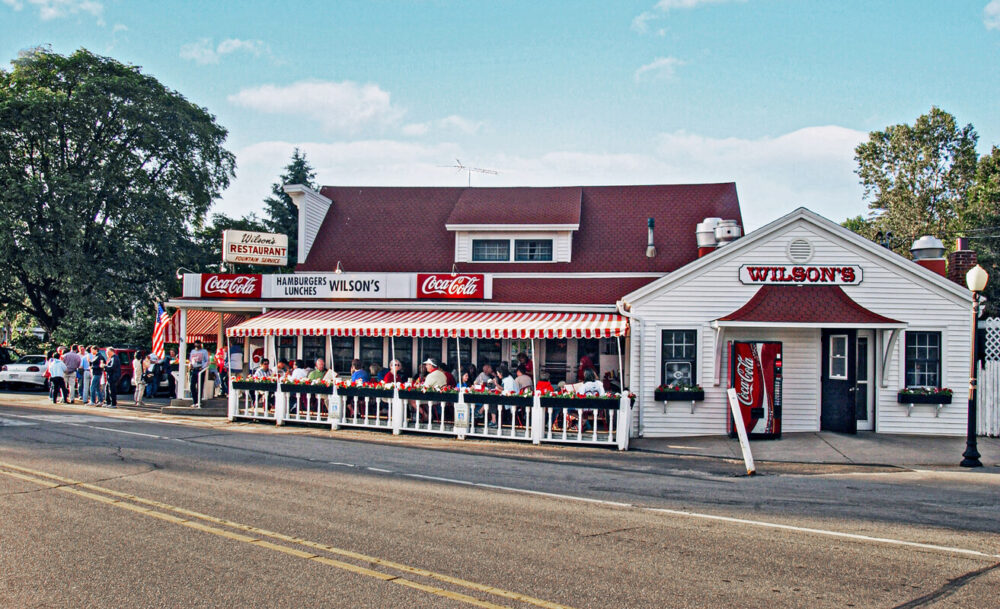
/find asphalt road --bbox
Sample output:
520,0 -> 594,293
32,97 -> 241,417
1,398 -> 998,608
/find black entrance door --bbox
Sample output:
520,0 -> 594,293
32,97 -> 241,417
821,329 -> 857,433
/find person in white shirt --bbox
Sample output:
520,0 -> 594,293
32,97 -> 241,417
577,368 -> 605,396
48,356 -> 69,404
252,359 -> 275,379
289,359 -> 309,381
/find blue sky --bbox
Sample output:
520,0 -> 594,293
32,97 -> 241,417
2,0 -> 999,229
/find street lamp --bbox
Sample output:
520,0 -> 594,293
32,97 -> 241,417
961,264 -> 988,468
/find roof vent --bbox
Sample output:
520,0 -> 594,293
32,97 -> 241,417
910,235 -> 945,260
714,219 -> 742,246
696,217 -> 721,248
787,239 -> 814,263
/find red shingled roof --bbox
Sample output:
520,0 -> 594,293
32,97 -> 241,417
301,184 -> 742,278
446,187 -> 582,226
717,285 -> 903,325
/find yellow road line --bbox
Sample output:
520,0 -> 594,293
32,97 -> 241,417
0,460 -> 576,609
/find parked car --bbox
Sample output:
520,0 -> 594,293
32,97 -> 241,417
0,354 -> 48,390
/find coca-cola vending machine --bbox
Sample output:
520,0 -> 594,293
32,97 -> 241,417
728,341 -> 782,439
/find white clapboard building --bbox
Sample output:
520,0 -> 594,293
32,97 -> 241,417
621,208 -> 974,437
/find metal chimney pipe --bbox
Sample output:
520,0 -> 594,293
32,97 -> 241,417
646,217 -> 656,258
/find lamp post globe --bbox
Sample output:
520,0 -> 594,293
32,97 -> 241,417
961,265 -> 988,468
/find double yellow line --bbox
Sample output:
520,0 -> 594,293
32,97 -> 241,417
0,460 -> 576,609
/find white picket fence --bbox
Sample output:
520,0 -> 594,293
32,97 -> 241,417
978,318 -> 1000,437
229,383 -> 631,450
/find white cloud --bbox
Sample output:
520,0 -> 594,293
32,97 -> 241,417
180,37 -> 269,65
634,56 -> 685,82
401,116 -> 483,137
2,0 -> 103,20
216,125 -> 868,230
228,80 -> 406,134
633,0 -> 747,34
438,115 -> 483,135
986,0 -> 1000,30
631,11 -> 657,33
111,22 -> 126,33
401,122 -> 431,136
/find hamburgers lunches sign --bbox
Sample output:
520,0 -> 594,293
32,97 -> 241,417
222,230 -> 288,266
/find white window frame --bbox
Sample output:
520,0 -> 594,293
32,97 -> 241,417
654,325 -> 703,389
828,334 -> 848,380
902,328 -> 945,389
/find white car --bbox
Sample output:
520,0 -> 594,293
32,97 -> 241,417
0,355 -> 48,389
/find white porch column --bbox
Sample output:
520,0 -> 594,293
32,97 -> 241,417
617,395 -> 631,450
177,309 -> 188,400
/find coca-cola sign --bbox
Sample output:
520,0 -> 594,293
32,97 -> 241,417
201,274 -> 262,299
416,274 -> 485,299
728,341 -> 782,438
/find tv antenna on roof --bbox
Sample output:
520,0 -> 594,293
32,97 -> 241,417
439,159 -> 499,187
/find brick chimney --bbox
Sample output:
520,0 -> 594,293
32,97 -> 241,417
946,237 -> 977,287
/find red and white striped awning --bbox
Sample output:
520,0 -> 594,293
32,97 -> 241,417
226,309 -> 628,339
164,310 -> 252,343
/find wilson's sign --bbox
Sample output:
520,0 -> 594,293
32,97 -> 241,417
739,265 -> 862,285
222,230 -> 288,266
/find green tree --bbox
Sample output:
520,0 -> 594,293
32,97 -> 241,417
263,148 -> 316,268
964,147 -> 1000,315
0,47 -> 235,335
191,212 -> 273,275
853,107 -> 979,256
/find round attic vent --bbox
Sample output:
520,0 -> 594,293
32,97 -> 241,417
787,239 -> 814,263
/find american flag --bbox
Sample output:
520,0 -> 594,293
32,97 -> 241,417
152,303 -> 170,359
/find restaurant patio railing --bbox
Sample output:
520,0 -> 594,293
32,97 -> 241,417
229,381 -> 631,450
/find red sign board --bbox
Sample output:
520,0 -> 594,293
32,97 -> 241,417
728,341 -> 782,438
416,274 -> 485,299
200,274 -> 263,299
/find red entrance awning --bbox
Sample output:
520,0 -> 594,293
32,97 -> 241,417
715,285 -> 905,328
164,310 -> 252,343
226,309 -> 628,339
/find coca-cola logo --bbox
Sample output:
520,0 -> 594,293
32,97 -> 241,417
417,274 -> 485,299
735,355 -> 755,406
201,274 -> 262,298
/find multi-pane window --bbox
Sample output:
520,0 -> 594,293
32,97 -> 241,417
389,336 -> 413,379
476,339 -> 502,370
905,331 -> 941,388
418,337 -> 442,372
276,336 -> 296,365
447,338 -> 472,372
359,337 -> 383,370
302,337 -> 325,366
331,337 -> 354,376
829,335 -> 848,380
471,239 -> 510,261
514,240 -> 553,261
661,330 -> 697,386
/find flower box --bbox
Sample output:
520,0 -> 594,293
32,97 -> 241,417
539,396 -> 622,410
897,392 -> 952,405
397,389 -> 460,403
280,383 -> 332,395
232,381 -> 275,391
654,389 -> 705,402
462,393 -> 533,407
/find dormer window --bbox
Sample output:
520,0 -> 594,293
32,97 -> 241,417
447,187 -> 581,264
472,239 -> 511,261
469,238 -> 556,262
514,239 -> 553,261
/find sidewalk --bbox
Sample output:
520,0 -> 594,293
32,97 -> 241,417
632,432 -> 1000,469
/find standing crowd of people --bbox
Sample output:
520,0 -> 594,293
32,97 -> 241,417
43,345 -> 177,408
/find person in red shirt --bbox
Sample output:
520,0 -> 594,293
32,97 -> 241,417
536,371 -> 555,394
383,359 -> 407,383
516,352 -> 533,375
